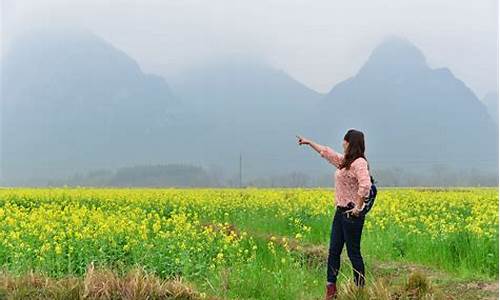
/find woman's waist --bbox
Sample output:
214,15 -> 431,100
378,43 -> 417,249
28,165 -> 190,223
335,188 -> 361,199
335,195 -> 360,210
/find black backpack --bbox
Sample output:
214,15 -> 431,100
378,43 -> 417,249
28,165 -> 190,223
361,175 -> 377,215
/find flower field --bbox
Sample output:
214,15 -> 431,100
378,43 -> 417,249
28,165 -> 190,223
0,188 -> 497,299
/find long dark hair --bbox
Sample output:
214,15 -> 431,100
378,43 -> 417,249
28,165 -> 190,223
339,129 -> 368,170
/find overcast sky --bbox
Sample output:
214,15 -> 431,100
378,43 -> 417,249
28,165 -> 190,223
2,0 -> 498,98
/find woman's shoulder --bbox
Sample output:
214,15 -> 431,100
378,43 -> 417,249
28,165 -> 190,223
351,157 -> 368,168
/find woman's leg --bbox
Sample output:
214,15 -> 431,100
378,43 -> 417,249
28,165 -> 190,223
327,210 -> 345,284
343,214 -> 365,287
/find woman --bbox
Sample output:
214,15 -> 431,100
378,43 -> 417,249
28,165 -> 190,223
297,129 -> 371,300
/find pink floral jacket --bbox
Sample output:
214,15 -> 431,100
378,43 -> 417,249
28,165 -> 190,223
319,145 -> 371,208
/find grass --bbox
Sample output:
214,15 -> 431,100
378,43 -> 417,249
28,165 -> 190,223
1,262 -> 496,299
0,187 -> 497,299
223,210 -> 497,279
0,264 -> 211,300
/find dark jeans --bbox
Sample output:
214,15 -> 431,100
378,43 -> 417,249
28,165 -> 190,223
326,207 -> 365,286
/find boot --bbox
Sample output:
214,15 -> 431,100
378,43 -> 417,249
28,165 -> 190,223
324,283 -> 337,300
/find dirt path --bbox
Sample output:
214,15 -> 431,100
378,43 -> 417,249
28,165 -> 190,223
260,232 -> 499,299
371,260 -> 498,299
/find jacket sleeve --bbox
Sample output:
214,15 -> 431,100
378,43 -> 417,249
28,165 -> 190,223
351,158 -> 371,198
318,145 -> 344,168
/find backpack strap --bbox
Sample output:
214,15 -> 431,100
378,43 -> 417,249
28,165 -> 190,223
363,157 -> 375,184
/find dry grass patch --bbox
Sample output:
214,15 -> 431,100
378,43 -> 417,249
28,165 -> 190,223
0,263 -> 216,300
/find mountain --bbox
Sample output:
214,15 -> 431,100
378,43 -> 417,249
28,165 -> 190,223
170,57 -> 324,177
1,28 -> 181,183
2,31 -> 496,185
1,30 -> 324,184
483,92 -> 498,124
319,37 -> 498,171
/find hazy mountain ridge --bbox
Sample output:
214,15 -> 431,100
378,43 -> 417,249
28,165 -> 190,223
1,30 -> 497,185
170,57 -> 325,176
483,91 -> 499,124
319,37 -> 498,170
1,29 -> 179,182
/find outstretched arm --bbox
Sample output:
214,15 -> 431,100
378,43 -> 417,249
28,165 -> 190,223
297,136 -> 344,168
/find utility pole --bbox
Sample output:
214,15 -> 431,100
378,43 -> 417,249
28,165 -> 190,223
239,153 -> 242,188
